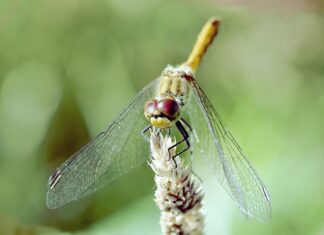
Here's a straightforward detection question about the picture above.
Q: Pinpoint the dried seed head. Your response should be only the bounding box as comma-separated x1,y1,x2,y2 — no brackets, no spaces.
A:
149,130,205,235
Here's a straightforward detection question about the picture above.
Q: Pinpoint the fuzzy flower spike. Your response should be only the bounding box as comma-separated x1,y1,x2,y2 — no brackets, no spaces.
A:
149,129,205,235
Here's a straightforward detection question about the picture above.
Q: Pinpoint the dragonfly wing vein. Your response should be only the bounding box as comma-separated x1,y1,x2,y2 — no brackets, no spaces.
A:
46,79,158,209
185,78,271,222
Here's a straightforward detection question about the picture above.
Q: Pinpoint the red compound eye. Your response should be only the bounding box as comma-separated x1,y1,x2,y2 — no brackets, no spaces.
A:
158,98,179,119
144,99,157,115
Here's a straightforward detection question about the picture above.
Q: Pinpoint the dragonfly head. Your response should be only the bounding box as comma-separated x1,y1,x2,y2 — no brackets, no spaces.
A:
144,97,180,129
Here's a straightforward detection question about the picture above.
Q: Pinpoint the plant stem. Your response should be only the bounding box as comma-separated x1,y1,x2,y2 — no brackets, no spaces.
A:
149,130,205,235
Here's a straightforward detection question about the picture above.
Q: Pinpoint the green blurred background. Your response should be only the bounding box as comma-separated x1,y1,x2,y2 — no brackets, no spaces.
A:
0,0,323,234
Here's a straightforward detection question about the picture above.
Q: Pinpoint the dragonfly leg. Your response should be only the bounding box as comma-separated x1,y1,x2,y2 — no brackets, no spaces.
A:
180,117,193,131
168,120,191,168
141,124,152,141
180,117,193,156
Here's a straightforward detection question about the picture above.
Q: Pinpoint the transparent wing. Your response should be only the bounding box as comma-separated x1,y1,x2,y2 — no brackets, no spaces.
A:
46,79,158,209
185,77,271,222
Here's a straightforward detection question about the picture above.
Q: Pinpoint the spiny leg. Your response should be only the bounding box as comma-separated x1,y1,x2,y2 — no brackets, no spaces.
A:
168,120,191,167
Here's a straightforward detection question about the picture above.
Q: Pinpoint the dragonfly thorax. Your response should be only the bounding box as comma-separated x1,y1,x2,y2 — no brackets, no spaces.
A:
144,97,180,129
158,65,191,106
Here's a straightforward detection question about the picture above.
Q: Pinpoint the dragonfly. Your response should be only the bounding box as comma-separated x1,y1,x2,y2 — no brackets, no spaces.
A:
46,17,271,222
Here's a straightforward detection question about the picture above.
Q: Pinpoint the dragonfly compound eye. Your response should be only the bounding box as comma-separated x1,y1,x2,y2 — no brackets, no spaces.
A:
158,98,180,120
144,99,158,119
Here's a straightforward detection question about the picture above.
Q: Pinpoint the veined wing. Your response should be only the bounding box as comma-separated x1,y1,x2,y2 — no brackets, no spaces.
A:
46,79,158,209
185,77,271,222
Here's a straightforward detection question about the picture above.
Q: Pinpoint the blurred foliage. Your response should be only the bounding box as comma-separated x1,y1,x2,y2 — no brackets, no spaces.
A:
0,0,324,235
